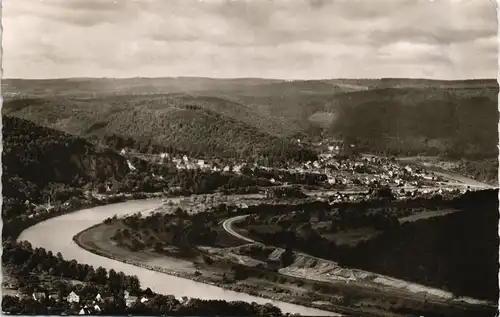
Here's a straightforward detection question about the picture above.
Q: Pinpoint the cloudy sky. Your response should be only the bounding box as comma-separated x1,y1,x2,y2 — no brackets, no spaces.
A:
2,0,498,79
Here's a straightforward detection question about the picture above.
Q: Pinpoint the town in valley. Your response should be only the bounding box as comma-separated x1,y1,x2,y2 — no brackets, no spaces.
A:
2,0,498,316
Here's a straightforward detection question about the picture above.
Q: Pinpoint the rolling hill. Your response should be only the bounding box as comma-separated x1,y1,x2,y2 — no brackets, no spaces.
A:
3,77,498,164
4,77,496,98
2,77,285,98
2,115,130,208
3,95,316,164
328,87,498,158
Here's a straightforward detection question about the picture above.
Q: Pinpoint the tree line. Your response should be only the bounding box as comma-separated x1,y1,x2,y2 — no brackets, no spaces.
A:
2,240,284,316
339,190,499,301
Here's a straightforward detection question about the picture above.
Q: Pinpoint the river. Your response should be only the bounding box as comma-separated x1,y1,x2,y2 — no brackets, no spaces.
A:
18,199,338,316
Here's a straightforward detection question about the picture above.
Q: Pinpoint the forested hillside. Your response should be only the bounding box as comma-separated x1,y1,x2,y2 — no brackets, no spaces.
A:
3,96,316,164
339,189,499,301
4,77,498,164
2,116,129,214
330,88,498,158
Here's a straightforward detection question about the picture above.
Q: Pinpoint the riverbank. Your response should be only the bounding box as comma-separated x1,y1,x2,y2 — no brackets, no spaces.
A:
396,156,496,188
74,192,497,314
18,190,496,317
73,221,345,316
18,199,338,316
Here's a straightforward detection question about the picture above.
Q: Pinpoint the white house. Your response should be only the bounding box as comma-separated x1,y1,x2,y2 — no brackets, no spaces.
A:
16,293,31,301
125,296,138,308
95,293,102,302
78,306,91,315
49,294,60,301
32,292,47,302
66,291,80,303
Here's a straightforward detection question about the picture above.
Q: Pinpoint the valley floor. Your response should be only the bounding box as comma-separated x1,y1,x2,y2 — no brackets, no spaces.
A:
74,221,348,315
74,205,496,317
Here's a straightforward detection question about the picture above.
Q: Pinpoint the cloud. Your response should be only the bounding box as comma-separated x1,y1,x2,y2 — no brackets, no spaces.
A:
2,0,498,79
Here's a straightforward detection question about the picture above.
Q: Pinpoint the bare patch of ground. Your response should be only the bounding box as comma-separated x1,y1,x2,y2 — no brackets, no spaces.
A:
399,209,458,224
322,228,382,247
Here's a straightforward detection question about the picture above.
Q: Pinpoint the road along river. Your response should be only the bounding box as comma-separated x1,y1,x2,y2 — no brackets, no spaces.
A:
18,199,338,316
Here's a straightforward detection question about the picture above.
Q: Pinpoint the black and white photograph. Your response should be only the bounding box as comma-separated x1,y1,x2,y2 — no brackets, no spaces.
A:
1,0,499,316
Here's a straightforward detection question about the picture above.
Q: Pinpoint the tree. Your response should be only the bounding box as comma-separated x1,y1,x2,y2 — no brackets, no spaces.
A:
95,266,108,284
280,247,294,268
154,242,164,253
2,295,20,314
375,186,395,200
125,275,141,292
143,287,154,297
112,229,123,241
96,183,106,193
122,228,131,238
202,254,213,265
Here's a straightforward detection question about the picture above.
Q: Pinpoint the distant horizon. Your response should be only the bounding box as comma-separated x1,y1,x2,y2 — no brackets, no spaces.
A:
3,76,498,82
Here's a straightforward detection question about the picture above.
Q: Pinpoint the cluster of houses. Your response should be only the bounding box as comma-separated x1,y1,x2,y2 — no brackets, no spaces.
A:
121,149,248,175
296,154,442,189
23,198,55,219
166,154,248,174
15,290,151,315
118,142,449,196
321,184,465,205
142,147,451,201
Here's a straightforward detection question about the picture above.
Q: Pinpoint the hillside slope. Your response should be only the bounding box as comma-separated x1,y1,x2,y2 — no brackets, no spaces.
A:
339,190,499,301
4,77,498,160
2,115,129,207
3,96,316,163
329,87,498,158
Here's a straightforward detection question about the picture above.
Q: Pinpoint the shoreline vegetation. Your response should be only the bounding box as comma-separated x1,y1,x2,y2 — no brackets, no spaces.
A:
70,189,498,317
9,175,498,317
72,220,345,315
3,239,290,316
7,195,300,316
3,78,498,316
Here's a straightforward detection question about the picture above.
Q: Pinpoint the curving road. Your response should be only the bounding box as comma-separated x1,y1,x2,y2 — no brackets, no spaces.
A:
18,199,337,317
222,215,255,243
